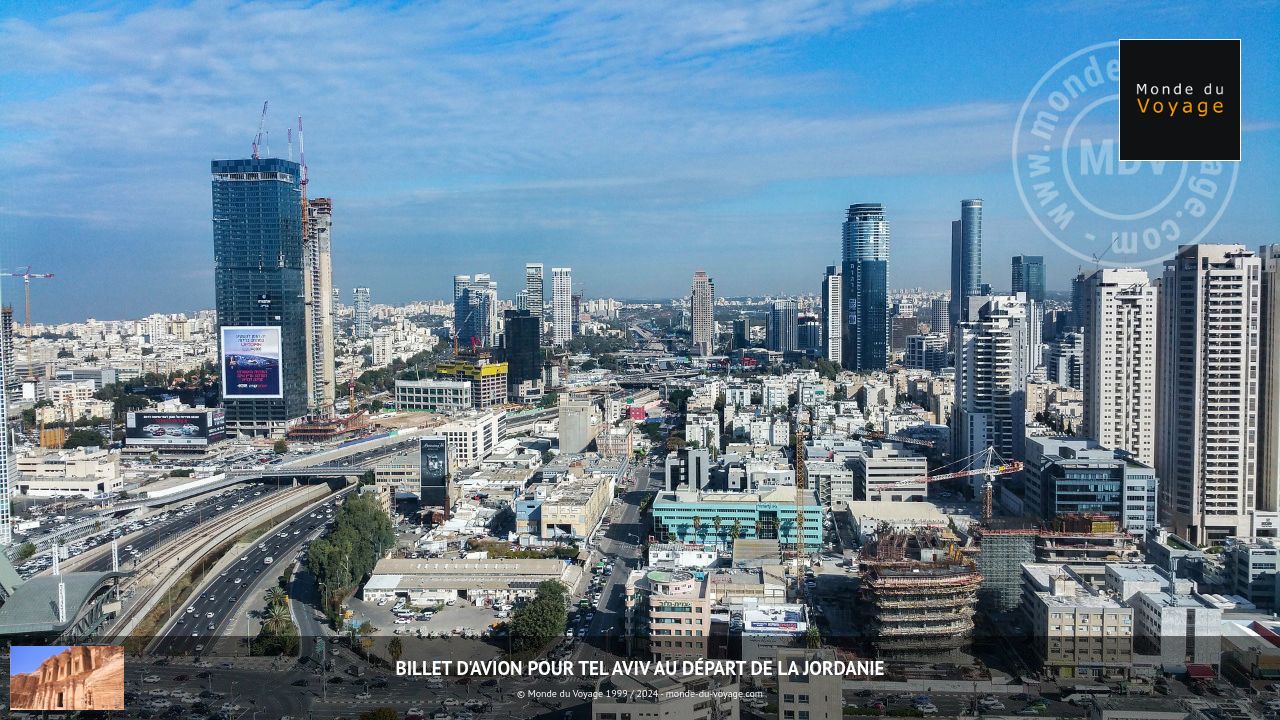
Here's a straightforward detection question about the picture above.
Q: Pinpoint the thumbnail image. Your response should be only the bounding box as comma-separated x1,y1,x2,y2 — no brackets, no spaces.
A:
9,645,125,711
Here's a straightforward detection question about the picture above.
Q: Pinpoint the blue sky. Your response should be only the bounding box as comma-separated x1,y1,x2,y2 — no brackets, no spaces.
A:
1,1,1277,321
9,645,69,676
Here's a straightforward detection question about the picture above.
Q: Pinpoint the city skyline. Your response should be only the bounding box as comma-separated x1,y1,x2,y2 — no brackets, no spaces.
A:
2,2,1278,322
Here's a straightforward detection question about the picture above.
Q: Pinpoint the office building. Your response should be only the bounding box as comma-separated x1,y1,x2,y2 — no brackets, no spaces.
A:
928,298,949,335
352,286,371,338
623,568,711,660
1021,564,1133,679
394,379,472,413
690,270,715,356
950,199,983,330
591,675,738,720
821,265,842,365
453,273,499,348
767,299,799,353
854,442,929,502
775,648,842,720
524,262,545,321
652,485,823,550
436,356,508,409
1021,437,1158,539
797,313,822,352
954,294,1041,463
1261,246,1280,519
436,411,504,469
842,203,890,371
558,394,595,454
1157,244,1262,543
1045,332,1083,390
551,267,573,345
905,333,948,372
1012,255,1046,306
1081,268,1157,466
501,309,541,398
732,316,751,350
211,157,308,435
302,197,336,416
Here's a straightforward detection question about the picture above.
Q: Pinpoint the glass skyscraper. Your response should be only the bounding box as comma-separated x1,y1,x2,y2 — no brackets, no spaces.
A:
950,199,983,329
841,203,890,372
1012,255,1046,306
212,157,309,435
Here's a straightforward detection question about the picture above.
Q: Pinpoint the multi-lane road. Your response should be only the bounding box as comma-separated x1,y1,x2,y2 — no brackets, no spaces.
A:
156,492,345,656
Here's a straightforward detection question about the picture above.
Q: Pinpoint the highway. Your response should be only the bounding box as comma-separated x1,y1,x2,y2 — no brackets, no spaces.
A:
156,492,344,657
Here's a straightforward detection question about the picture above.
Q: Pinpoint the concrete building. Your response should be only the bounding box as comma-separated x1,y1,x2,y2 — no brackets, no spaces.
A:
558,394,595,454
776,648,842,720
690,270,715,356
1022,437,1158,539
1130,591,1222,672
664,448,711,492
853,442,928,502
1022,564,1134,679
436,356,508,409
822,265,843,366
861,556,981,660
552,267,573,345
954,293,1041,464
14,447,123,498
904,333,947,372
537,474,613,539
1081,268,1157,466
1046,331,1084,390
437,411,504,469
524,262,545,322
1157,245,1263,544
394,378,471,413
362,558,570,605
624,568,711,660
647,543,718,569
371,329,395,366
302,197,336,416
1223,540,1280,609
353,286,371,338
596,422,634,460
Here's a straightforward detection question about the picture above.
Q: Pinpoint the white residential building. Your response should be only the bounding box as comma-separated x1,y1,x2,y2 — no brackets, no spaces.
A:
1260,245,1280,520
394,379,472,413
954,293,1041,464
438,411,504,469
552,267,573,345
690,270,715,356
524,263,545,321
822,265,842,366
371,329,395,366
1081,267,1157,466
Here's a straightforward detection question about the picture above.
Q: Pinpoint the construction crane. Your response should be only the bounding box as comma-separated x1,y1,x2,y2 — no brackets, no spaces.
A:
881,447,1023,524
1,266,55,381
250,100,269,160
792,425,811,560
852,428,934,449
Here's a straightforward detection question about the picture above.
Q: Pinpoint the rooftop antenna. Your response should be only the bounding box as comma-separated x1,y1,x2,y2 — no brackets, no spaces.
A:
251,100,269,159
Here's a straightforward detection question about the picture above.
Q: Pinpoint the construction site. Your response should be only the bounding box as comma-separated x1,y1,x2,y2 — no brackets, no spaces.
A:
856,529,982,662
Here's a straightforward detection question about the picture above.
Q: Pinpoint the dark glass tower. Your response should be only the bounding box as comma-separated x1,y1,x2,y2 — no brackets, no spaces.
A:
212,157,308,435
950,199,983,329
1012,255,1046,305
841,203,889,371
502,309,542,393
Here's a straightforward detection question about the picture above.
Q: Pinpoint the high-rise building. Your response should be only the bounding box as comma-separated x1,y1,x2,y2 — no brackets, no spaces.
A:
798,313,822,352
1011,255,1047,306
690,270,715,356
732,316,751,350
767,300,798,353
552,267,573,345
453,273,499,348
502,309,542,398
954,294,1041,463
524,263,545,321
928,298,950,335
905,333,948,372
842,203,890,371
821,265,843,365
212,157,308,436
1045,332,1084,390
0,293,10,545
0,305,13,393
950,199,983,330
302,197,336,416
1256,246,1280,518
352,286,371,338
1157,245,1263,543
1080,268,1157,466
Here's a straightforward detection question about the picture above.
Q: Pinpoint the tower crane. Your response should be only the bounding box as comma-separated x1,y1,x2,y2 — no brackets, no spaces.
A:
881,447,1023,524
1,266,55,381
251,100,269,160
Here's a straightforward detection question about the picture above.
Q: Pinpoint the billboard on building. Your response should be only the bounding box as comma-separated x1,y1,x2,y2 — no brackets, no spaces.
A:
419,436,449,506
220,326,283,399
125,410,226,448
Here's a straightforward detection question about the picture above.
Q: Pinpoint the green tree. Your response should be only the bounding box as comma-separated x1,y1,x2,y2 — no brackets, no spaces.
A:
806,625,822,649
273,439,289,454
15,542,36,562
508,581,569,655
387,636,404,664
265,587,287,608
63,429,105,449
539,391,560,410
263,603,292,633
360,710,400,720
308,493,396,614
712,516,723,546
370,398,384,412
729,520,742,546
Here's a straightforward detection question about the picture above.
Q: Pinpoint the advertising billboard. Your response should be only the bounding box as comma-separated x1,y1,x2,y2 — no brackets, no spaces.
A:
125,410,226,448
419,436,449,506
221,326,283,399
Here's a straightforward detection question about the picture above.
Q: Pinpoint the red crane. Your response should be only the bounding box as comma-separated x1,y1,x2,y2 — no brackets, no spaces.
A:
1,266,55,381
881,447,1023,523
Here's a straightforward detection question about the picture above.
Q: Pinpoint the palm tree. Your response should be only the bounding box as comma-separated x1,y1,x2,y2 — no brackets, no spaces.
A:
729,520,742,547
691,516,702,544
263,604,291,633
265,587,286,608
712,516,723,548
388,636,404,664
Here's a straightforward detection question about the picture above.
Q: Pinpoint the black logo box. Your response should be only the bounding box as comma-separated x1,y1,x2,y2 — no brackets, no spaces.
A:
1119,38,1240,162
